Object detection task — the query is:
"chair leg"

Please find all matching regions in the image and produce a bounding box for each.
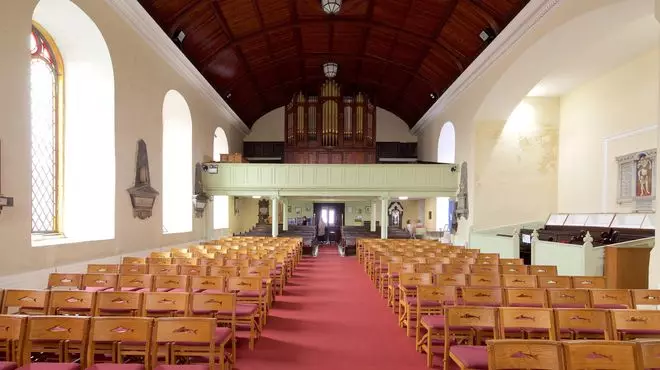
[426,329,433,368]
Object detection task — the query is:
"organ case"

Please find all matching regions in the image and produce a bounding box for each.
[284,80,376,164]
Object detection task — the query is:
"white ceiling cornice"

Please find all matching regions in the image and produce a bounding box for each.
[411,0,562,135]
[103,0,250,136]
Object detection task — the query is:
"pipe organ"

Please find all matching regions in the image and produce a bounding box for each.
[284,80,377,164]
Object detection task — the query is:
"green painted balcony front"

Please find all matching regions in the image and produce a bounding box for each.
[202,163,458,198]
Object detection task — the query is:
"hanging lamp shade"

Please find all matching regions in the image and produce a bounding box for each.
[323,62,338,78]
[321,0,342,15]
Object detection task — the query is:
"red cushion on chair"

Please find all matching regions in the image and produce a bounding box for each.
[154,366,208,370]
[218,304,258,317]
[237,291,266,298]
[87,364,145,370]
[404,297,442,307]
[449,346,488,369]
[619,329,660,336]
[593,304,629,309]
[421,315,445,329]
[85,287,112,292]
[214,327,232,344]
[18,363,79,370]
[0,362,16,370]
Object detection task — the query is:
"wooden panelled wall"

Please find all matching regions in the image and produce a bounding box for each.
[284,80,377,164]
[242,142,417,163]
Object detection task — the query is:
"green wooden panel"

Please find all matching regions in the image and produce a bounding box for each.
[202,163,458,197]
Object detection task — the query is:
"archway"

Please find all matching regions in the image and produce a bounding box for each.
[213,127,230,229]
[436,122,456,232]
[162,90,193,234]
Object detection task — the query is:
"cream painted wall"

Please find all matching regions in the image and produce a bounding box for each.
[228,197,259,235]
[558,49,660,212]
[0,1,244,275]
[244,106,416,142]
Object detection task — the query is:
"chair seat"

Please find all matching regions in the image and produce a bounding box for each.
[508,303,544,308]
[0,362,16,370]
[85,287,113,292]
[87,364,145,370]
[619,329,660,336]
[237,291,266,298]
[421,315,445,329]
[214,327,232,344]
[154,366,208,370]
[404,297,442,307]
[450,345,488,369]
[17,363,79,370]
[218,304,258,317]
[593,304,629,309]
[551,304,587,309]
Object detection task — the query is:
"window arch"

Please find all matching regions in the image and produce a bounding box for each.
[162,90,193,234]
[30,23,63,234]
[436,122,456,232]
[213,127,229,230]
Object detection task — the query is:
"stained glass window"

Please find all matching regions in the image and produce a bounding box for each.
[30,25,61,234]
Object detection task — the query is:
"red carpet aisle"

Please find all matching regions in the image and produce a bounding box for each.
[235,246,428,370]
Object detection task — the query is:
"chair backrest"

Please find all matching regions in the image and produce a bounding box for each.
[553,308,612,340]
[122,257,146,265]
[0,315,27,363]
[87,264,119,274]
[88,316,152,366]
[504,288,548,307]
[461,287,503,307]
[468,273,501,287]
[94,291,142,316]
[227,276,262,293]
[470,264,499,274]
[631,289,660,308]
[487,339,564,370]
[190,276,225,292]
[444,306,497,340]
[141,292,189,317]
[563,340,643,370]
[153,317,215,344]
[547,289,590,308]
[499,258,524,266]
[208,266,238,278]
[610,309,660,340]
[172,257,197,265]
[635,339,660,370]
[502,274,538,288]
[416,285,457,306]
[153,275,189,292]
[398,273,432,288]
[2,289,50,315]
[528,265,558,276]
[82,273,118,291]
[442,264,470,274]
[179,265,206,276]
[148,264,179,275]
[500,265,528,275]
[150,252,171,259]
[47,290,95,315]
[47,273,82,290]
[190,292,236,317]
[537,276,572,289]
[571,276,606,289]
[498,307,555,339]
[434,273,466,287]
[118,274,153,291]
[24,316,90,366]
[589,289,633,309]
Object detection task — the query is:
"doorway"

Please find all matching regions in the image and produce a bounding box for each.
[313,202,345,243]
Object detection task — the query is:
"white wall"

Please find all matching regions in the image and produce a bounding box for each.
[244,106,416,142]
[558,49,659,212]
[0,0,245,276]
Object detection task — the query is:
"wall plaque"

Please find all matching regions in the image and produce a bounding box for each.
[616,148,656,212]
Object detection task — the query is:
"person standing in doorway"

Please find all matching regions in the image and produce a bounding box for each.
[317,219,326,244]
[406,220,414,239]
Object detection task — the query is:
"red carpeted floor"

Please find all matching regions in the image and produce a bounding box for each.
[234,246,429,370]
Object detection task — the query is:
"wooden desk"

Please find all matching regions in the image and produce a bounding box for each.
[605,244,653,289]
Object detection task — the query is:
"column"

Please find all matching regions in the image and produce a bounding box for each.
[380,197,388,239]
[271,196,279,237]
[282,198,289,231]
[370,200,377,232]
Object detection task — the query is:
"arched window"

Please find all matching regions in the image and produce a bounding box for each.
[213,127,229,230]
[163,90,193,234]
[436,122,456,232]
[30,24,63,234]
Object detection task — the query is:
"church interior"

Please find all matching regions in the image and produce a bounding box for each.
[0,0,660,369]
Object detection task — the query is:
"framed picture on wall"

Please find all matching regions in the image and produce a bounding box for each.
[287,205,292,213]
[365,206,370,213]
[295,207,301,215]
[428,211,432,220]
[357,208,362,215]
[347,206,353,213]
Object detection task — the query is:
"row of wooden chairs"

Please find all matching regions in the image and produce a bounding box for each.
[418,306,660,368]
[0,315,232,370]
[486,339,659,370]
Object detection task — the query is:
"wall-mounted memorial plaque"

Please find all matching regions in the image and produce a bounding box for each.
[616,148,656,212]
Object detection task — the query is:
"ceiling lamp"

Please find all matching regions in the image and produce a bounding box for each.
[323,62,338,78]
[321,0,342,15]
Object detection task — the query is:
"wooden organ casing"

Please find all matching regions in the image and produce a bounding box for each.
[284,80,376,164]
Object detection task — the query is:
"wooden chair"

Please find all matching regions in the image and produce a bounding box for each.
[498,258,524,265]
[502,274,537,288]
[118,274,153,292]
[47,291,95,316]
[190,292,237,361]
[179,265,206,276]
[0,315,27,366]
[631,289,660,309]
[120,264,148,274]
[571,276,606,289]
[94,291,142,317]
[468,273,501,287]
[634,339,660,370]
[547,288,590,308]
[87,317,152,367]
[152,317,228,370]
[171,257,197,266]
[528,265,558,276]
[122,257,146,265]
[500,265,528,275]
[553,308,612,340]
[414,286,456,352]
[190,276,225,293]
[86,264,119,274]
[498,307,556,340]
[47,273,82,290]
[22,316,90,369]
[504,288,548,307]
[81,273,118,292]
[434,273,467,287]
[487,339,564,370]
[610,309,660,340]
[141,292,189,317]
[562,340,643,370]
[469,264,499,274]
[146,257,171,265]
[2,290,50,315]
[147,265,178,276]
[227,277,263,334]
[208,266,238,279]
[537,276,572,289]
[153,275,189,293]
[461,287,503,307]
[386,262,415,309]
[398,273,432,334]
[444,306,498,369]
[589,289,633,309]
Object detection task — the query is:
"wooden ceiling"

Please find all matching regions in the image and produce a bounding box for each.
[139,0,528,128]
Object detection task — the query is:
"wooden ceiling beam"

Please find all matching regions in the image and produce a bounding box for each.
[199,18,464,71]
[289,0,306,93]
[163,0,205,32]
[467,0,502,33]
[355,0,375,85]
[250,0,283,91]
[210,1,268,108]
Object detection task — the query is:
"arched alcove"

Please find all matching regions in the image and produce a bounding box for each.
[162,90,193,234]
[213,127,229,229]
[436,121,456,232]
[32,0,115,243]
